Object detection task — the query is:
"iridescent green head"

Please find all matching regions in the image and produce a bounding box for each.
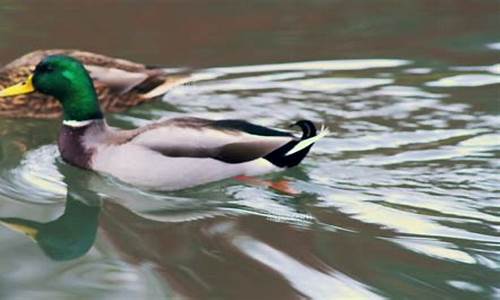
[0,55,103,121]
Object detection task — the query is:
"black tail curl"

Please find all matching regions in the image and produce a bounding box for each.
[291,120,317,139]
[264,120,318,168]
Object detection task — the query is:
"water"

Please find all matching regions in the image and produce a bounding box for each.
[0,1,499,299]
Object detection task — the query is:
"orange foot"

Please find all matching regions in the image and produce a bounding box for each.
[234,176,300,195]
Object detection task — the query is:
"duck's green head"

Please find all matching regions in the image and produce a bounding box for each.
[0,55,102,121]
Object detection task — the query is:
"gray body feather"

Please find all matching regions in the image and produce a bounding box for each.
[62,117,298,190]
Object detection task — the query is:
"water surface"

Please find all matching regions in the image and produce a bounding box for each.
[0,1,499,299]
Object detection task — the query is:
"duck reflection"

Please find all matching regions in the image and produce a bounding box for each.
[0,193,100,261]
[0,165,101,261]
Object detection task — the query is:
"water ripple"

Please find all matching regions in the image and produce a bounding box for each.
[1,56,498,299]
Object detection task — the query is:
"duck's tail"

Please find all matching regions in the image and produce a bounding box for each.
[264,120,329,168]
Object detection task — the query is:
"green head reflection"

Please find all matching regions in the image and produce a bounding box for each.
[0,192,100,261]
[0,164,101,261]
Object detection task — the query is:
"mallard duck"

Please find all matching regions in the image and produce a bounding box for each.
[0,55,328,191]
[0,49,189,118]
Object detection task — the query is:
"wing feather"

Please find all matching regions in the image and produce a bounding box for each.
[85,65,148,95]
[128,118,295,163]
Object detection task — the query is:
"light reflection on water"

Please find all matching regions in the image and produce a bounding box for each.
[1,0,500,295]
[0,55,498,299]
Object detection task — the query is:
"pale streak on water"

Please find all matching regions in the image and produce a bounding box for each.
[0,55,499,299]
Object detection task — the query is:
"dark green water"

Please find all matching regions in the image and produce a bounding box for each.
[0,1,499,299]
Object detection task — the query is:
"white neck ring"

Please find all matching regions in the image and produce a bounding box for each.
[62,119,95,128]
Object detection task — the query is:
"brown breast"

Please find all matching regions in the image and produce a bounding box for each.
[58,125,95,169]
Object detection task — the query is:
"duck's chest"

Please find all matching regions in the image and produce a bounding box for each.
[58,125,94,169]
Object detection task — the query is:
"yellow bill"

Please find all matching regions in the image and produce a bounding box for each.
[0,220,38,240]
[0,75,35,97]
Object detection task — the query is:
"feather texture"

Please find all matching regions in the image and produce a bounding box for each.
[59,117,325,190]
[0,49,190,118]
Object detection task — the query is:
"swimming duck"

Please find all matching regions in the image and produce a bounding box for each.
[0,49,189,118]
[0,55,328,191]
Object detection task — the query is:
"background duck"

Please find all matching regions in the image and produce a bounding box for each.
[0,55,328,191]
[0,49,190,118]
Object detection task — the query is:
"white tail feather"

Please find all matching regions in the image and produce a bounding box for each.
[285,125,329,156]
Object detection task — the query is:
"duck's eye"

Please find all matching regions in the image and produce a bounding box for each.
[37,63,54,73]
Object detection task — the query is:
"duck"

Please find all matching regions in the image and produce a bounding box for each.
[0,49,190,118]
[0,55,328,191]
